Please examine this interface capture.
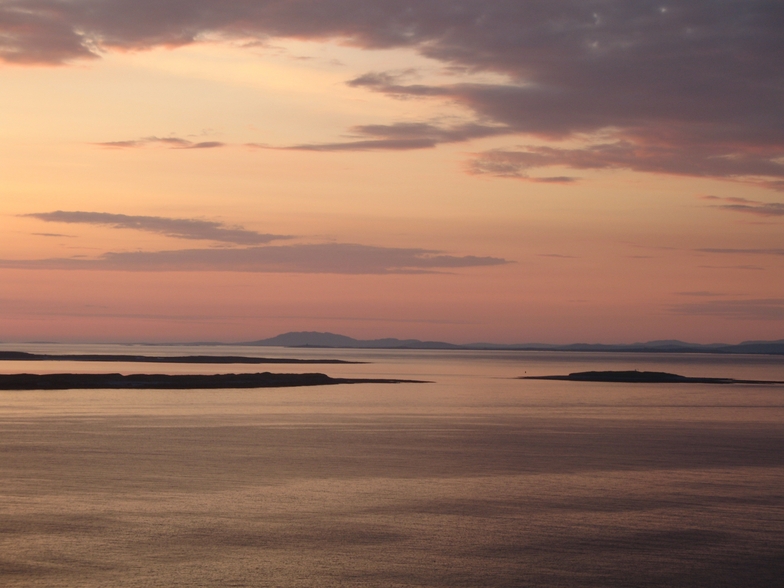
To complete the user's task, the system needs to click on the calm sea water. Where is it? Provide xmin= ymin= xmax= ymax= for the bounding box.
xmin=1 ymin=344 xmax=783 ymax=587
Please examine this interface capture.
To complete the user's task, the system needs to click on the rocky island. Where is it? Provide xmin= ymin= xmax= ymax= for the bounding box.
xmin=522 ymin=370 xmax=783 ymax=385
xmin=0 ymin=372 xmax=428 ymax=390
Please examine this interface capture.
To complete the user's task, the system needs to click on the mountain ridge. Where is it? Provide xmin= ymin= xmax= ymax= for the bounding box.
xmin=239 ymin=332 xmax=784 ymax=355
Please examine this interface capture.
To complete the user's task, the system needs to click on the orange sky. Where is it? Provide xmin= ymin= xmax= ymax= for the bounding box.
xmin=1 ymin=2 xmax=782 ymax=344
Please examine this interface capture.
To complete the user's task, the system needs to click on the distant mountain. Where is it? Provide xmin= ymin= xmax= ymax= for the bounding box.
xmin=241 ymin=332 xmax=784 ymax=355
xmin=724 ymin=340 xmax=784 ymax=354
xmin=243 ymin=331 xmax=461 ymax=349
xmin=249 ymin=332 xmax=360 ymax=348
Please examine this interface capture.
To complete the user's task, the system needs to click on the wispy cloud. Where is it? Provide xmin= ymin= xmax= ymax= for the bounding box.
xmin=0 ymin=243 xmax=511 ymax=274
xmin=698 ymin=265 xmax=765 ymax=271
xmin=697 ymin=248 xmax=784 ymax=256
xmin=702 ymin=195 xmax=784 ymax=217
xmin=32 ymin=232 xmax=75 ymax=238
xmin=466 ymin=143 xmax=784 ymax=187
xmin=669 ymin=299 xmax=784 ymax=320
xmin=24 ymin=211 xmax=290 ymax=245
xmin=675 ymin=291 xmax=726 ymax=297
xmin=95 ymin=136 xmax=224 ymax=149
xmin=255 ymin=122 xmax=507 ymax=152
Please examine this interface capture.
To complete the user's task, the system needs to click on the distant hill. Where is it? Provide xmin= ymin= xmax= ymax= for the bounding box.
xmin=241 ymin=332 xmax=784 ymax=355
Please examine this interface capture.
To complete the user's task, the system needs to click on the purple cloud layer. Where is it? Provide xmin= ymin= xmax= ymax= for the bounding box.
xmin=24 ymin=211 xmax=289 ymax=245
xmin=264 ymin=122 xmax=507 ymax=152
xmin=96 ymin=137 xmax=225 ymax=149
xmin=669 ymin=298 xmax=784 ymax=320
xmin=467 ymin=143 xmax=784 ymax=185
xmin=18 ymin=210 xmax=510 ymax=273
xmin=0 ymin=243 xmax=510 ymax=274
xmin=2 ymin=1 xmax=782 ymax=185
xmin=702 ymin=196 xmax=784 ymax=217
xmin=697 ymin=248 xmax=784 ymax=256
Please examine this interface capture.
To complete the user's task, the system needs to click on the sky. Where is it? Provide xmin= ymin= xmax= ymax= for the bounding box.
xmin=0 ymin=0 xmax=782 ymax=344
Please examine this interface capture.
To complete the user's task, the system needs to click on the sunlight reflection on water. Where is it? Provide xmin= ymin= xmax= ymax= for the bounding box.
xmin=1 ymin=346 xmax=783 ymax=586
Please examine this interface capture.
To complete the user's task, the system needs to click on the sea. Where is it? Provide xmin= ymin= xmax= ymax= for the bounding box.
xmin=1 ymin=343 xmax=783 ymax=587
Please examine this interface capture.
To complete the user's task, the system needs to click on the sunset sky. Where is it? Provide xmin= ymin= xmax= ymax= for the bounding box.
xmin=1 ymin=0 xmax=782 ymax=344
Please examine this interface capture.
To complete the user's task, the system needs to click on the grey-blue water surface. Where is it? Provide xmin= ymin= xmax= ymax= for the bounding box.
xmin=1 ymin=344 xmax=783 ymax=587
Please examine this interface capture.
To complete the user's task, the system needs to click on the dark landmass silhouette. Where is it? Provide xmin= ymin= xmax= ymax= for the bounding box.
xmin=0 ymin=372 xmax=427 ymax=390
xmin=5 ymin=332 xmax=783 ymax=355
xmin=0 ymin=351 xmax=361 ymax=365
xmin=522 ymin=370 xmax=784 ymax=385
xmin=240 ymin=332 xmax=784 ymax=355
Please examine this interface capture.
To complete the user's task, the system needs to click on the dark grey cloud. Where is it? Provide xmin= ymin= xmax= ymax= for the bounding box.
xmin=0 ymin=243 xmax=511 ymax=274
xmin=24 ymin=211 xmax=289 ymax=245
xmin=1 ymin=1 xmax=782 ymax=184
xmin=0 ymin=1 xmax=98 ymax=64
xmin=96 ymin=136 xmax=225 ymax=149
xmin=702 ymin=196 xmax=784 ymax=217
xmin=669 ymin=299 xmax=784 ymax=320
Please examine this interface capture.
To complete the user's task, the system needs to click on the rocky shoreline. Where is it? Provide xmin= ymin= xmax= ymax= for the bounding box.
xmin=0 ymin=351 xmax=361 ymax=365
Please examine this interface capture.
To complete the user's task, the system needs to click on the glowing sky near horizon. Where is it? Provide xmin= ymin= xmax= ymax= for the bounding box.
xmin=1 ymin=0 xmax=782 ymax=344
